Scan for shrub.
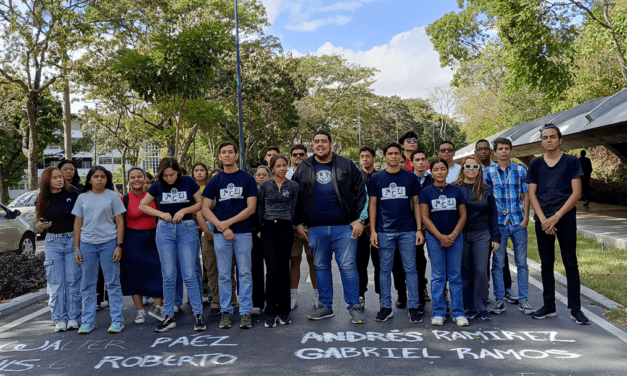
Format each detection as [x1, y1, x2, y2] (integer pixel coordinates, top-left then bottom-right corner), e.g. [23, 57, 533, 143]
[569, 146, 627, 205]
[0, 252, 46, 301]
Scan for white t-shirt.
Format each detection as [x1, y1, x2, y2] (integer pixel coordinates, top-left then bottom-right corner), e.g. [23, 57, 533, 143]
[446, 163, 462, 184]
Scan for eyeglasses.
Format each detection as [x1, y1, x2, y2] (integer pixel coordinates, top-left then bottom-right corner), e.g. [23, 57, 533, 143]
[439, 148, 455, 153]
[405, 139, 419, 144]
[255, 173, 268, 177]
[61, 168, 75, 172]
[475, 147, 491, 152]
[291, 153, 305, 157]
[464, 164, 481, 170]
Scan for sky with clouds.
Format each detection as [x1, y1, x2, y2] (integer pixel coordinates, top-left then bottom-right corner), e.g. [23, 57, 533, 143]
[260, 0, 460, 99]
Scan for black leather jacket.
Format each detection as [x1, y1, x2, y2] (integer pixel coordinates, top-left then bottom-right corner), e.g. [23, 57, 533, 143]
[292, 153, 367, 227]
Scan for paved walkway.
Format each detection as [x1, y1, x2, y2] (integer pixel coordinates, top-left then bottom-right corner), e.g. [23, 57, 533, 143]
[574, 202, 627, 250]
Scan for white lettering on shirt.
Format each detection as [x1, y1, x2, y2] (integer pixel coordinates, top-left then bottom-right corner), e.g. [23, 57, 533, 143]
[219, 183, 244, 201]
[431, 195, 457, 212]
[162, 188, 189, 204]
[381, 183, 407, 200]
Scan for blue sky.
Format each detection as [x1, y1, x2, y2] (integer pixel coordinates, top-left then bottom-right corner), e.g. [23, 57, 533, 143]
[260, 0, 461, 99]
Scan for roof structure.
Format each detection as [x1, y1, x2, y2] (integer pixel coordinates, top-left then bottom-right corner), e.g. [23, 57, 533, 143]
[454, 89, 627, 164]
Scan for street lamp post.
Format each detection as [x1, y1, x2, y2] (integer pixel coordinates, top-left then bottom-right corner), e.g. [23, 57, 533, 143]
[355, 90, 362, 148]
[393, 113, 398, 142]
[235, 0, 245, 170]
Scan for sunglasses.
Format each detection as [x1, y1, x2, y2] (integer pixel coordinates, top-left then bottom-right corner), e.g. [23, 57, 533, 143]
[404, 138, 419, 144]
[439, 148, 455, 153]
[464, 164, 481, 170]
[291, 153, 305, 157]
[475, 147, 491, 152]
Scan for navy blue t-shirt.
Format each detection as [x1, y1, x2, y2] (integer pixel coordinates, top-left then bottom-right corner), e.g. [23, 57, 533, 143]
[310, 159, 344, 227]
[419, 184, 466, 235]
[148, 175, 199, 221]
[367, 169, 421, 233]
[203, 169, 258, 233]
[526, 154, 583, 220]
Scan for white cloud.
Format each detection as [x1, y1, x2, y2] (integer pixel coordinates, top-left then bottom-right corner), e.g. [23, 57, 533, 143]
[285, 15, 351, 32]
[260, 0, 283, 25]
[309, 26, 454, 99]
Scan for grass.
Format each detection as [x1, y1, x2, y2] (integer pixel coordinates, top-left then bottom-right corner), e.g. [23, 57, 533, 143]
[520, 224, 627, 324]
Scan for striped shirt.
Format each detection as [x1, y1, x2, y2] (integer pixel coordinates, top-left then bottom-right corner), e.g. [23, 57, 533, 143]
[484, 162, 529, 225]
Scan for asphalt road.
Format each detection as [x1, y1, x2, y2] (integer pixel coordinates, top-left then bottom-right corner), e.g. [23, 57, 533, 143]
[2, 246, 627, 376]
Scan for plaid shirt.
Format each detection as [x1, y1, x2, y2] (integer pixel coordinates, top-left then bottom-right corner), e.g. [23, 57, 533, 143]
[484, 162, 528, 225]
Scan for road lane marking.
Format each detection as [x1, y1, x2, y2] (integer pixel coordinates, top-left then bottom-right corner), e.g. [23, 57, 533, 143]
[510, 264, 627, 345]
[0, 307, 49, 334]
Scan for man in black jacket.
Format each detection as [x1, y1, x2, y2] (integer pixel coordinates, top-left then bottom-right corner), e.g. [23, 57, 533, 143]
[293, 130, 368, 324]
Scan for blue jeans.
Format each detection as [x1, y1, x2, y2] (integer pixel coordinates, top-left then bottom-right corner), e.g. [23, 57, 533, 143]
[173, 257, 202, 306]
[308, 225, 360, 310]
[44, 232, 81, 323]
[493, 224, 529, 301]
[156, 220, 203, 317]
[213, 232, 253, 315]
[80, 239, 124, 325]
[426, 232, 464, 319]
[378, 232, 420, 309]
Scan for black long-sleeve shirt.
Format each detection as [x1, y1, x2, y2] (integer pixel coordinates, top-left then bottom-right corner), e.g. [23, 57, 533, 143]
[459, 183, 500, 243]
[44, 190, 79, 233]
[258, 178, 299, 223]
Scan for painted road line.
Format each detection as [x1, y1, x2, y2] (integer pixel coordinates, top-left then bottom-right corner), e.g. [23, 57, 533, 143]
[510, 264, 627, 345]
[0, 307, 49, 334]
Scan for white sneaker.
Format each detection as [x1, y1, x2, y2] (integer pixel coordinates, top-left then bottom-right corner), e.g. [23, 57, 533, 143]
[55, 322, 67, 332]
[173, 305, 182, 313]
[454, 316, 469, 327]
[290, 295, 298, 310]
[431, 316, 445, 326]
[148, 304, 166, 322]
[135, 309, 146, 324]
[67, 320, 79, 330]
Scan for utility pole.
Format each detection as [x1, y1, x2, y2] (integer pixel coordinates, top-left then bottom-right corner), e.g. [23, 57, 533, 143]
[235, 0, 245, 170]
[355, 90, 362, 148]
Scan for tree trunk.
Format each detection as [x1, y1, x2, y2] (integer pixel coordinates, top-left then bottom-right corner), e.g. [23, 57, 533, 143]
[0, 165, 6, 205]
[63, 85, 72, 160]
[121, 147, 128, 195]
[25, 91, 39, 191]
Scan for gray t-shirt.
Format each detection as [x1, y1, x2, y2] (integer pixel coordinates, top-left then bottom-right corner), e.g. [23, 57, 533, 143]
[72, 190, 126, 244]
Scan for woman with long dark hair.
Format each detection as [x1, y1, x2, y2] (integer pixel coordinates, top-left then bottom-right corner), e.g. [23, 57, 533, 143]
[35, 167, 81, 332]
[419, 158, 468, 327]
[58, 160, 83, 191]
[258, 155, 299, 327]
[120, 167, 165, 324]
[454, 156, 500, 321]
[139, 158, 205, 332]
[192, 162, 210, 188]
[72, 166, 127, 334]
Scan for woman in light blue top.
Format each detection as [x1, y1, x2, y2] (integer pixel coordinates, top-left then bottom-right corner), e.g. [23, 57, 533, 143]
[72, 166, 127, 334]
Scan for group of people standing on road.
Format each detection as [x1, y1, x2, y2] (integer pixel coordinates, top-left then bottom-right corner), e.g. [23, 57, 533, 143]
[35, 123, 590, 334]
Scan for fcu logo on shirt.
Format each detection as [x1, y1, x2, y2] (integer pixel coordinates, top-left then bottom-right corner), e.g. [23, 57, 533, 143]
[220, 183, 244, 200]
[162, 188, 189, 204]
[431, 195, 457, 211]
[381, 183, 407, 200]
[317, 170, 332, 185]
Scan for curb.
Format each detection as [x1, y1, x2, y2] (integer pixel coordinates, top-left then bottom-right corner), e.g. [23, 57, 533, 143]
[507, 249, 626, 312]
[0, 288, 48, 316]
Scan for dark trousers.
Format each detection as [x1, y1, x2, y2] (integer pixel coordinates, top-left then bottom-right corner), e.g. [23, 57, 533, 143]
[251, 234, 265, 309]
[535, 219, 581, 310]
[581, 176, 590, 202]
[261, 220, 294, 316]
[487, 250, 512, 289]
[356, 232, 372, 297]
[462, 230, 491, 312]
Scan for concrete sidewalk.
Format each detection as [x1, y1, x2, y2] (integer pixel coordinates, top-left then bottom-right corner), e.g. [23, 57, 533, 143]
[574, 202, 627, 250]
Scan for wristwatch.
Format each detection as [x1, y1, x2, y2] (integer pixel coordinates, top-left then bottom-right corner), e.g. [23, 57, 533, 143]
[359, 219, 366, 226]
[117, 243, 124, 249]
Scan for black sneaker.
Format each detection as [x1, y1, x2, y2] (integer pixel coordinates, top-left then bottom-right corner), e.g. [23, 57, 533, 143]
[375, 308, 394, 322]
[570, 309, 590, 325]
[532, 306, 557, 320]
[417, 303, 425, 315]
[395, 299, 407, 309]
[466, 310, 479, 319]
[408, 308, 422, 324]
[264, 315, 276, 328]
[278, 315, 292, 325]
[155, 316, 176, 332]
[208, 307, 221, 316]
[194, 315, 206, 331]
